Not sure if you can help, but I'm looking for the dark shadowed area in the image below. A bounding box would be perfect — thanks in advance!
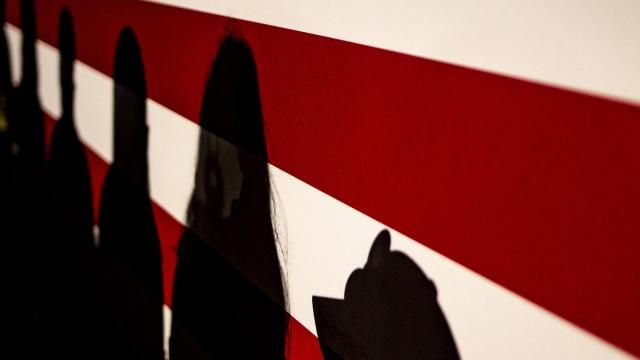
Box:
[313,230,460,360]
[48,7,94,260]
[12,0,42,190]
[0,0,13,222]
[0,1,51,358]
[97,26,164,360]
[170,36,288,360]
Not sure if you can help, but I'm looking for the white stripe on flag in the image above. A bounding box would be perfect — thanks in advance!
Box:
[143,0,640,106]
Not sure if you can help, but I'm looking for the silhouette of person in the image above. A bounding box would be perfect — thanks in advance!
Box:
[0,2,79,358]
[12,0,44,194]
[0,0,14,230]
[313,230,460,360]
[97,27,164,359]
[48,8,94,252]
[170,36,288,360]
[0,0,12,161]
[18,9,120,359]
[0,1,19,358]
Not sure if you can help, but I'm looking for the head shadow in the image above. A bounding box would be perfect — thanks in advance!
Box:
[47,7,93,249]
[59,7,74,117]
[112,27,148,189]
[0,0,11,93]
[96,26,164,359]
[170,36,288,360]
[313,230,460,360]
[19,0,37,91]
[189,35,270,226]
[0,0,12,149]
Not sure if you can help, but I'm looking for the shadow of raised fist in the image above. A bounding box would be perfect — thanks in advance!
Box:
[313,229,460,360]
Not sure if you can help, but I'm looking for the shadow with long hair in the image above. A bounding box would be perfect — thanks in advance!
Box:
[313,230,460,360]
[170,36,288,360]
[97,27,164,359]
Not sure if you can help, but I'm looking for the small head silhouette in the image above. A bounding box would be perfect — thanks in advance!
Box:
[20,0,37,90]
[58,8,75,116]
[112,27,148,189]
[0,0,11,93]
[20,0,35,40]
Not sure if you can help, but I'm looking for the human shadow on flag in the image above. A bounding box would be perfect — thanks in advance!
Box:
[313,229,460,360]
[97,27,164,359]
[169,36,288,360]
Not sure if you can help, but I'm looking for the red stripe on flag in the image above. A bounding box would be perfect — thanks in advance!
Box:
[84,140,107,225]
[151,202,183,307]
[20,0,640,355]
[288,319,324,360]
